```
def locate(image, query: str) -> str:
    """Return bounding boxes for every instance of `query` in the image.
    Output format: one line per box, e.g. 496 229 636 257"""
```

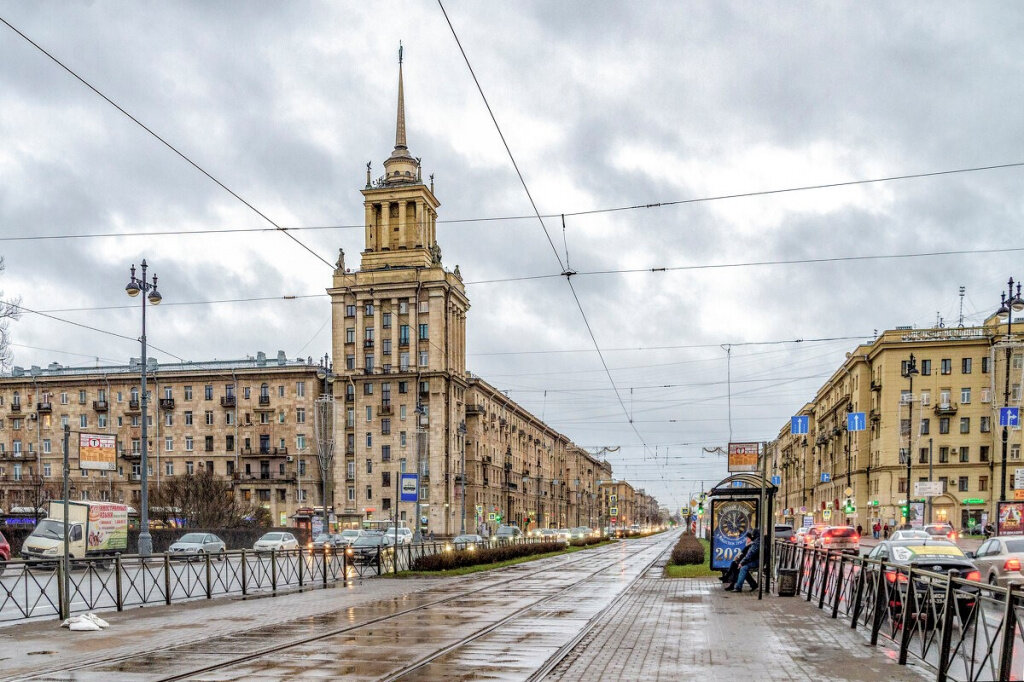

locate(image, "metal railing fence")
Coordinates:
0 537 543 624
774 539 1024 682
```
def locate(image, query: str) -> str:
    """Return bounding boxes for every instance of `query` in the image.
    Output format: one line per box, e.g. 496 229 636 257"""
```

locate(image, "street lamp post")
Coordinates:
314 356 336 534
125 260 162 557
997 278 1024 503
458 420 467 534
414 403 426 542
902 353 919 524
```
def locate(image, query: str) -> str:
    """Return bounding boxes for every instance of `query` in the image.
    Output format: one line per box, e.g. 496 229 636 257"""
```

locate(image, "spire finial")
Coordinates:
395 43 407 150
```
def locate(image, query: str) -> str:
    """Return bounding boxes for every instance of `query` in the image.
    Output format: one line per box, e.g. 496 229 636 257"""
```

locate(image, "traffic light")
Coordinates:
697 502 704 516
843 499 855 514
900 503 909 518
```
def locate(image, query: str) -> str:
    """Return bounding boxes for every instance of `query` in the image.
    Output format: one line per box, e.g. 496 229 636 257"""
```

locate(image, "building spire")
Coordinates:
395 42 407 152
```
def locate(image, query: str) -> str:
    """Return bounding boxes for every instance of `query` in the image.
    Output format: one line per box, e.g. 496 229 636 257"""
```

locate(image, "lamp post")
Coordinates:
314 356 336 534
997 278 1024 503
458 420 467 534
902 353 919 524
125 260 162 557
414 403 425 542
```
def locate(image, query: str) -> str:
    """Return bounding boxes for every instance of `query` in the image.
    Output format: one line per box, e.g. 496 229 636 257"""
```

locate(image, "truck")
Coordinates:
20 501 128 561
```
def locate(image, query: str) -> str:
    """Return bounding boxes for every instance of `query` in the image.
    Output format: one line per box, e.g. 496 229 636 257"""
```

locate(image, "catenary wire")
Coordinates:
0 15 333 269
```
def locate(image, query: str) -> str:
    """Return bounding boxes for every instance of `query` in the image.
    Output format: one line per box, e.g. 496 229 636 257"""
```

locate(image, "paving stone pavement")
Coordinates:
547 566 932 681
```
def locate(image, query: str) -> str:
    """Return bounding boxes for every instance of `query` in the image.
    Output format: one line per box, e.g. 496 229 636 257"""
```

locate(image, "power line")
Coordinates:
0 15 333 269
5 161 1024 243
470 334 871 357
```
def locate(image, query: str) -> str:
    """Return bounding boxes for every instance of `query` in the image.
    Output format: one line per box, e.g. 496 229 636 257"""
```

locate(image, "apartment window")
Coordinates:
365 303 374 316
921 359 932 376
918 448 928 464
346 304 356 317
366 405 373 422
346 408 354 428
278 385 285 397
185 411 193 426
960 417 970 434
296 408 306 424
939 447 949 463
381 418 391 435
382 444 391 462
185 436 194 452
982 356 991 373
398 381 408 394
348 486 355 501
279 411 286 424
400 405 406 421
399 300 408 314
60 392 68 405
419 351 429 367
962 358 972 374
399 325 410 345
366 354 375 372
981 446 990 462
364 383 374 396
980 476 989 492
205 410 214 425
399 352 410 371
418 324 428 340
939 418 950 434
920 418 930 435
204 385 213 400
981 416 991 433
365 327 375 343
982 388 993 403
296 382 305 397
366 432 372 448
382 339 392 355
1015 354 1024 370
243 387 250 399
383 312 392 329
299 459 307 475
43 462 51 477
165 437 173 452
961 388 971 404
920 390 930 406
346 327 355 343
165 412 173 427
296 434 306 450
400 431 407 447
366 486 372 500
1016 384 1023 402
78 389 86 404
184 386 193 400
79 415 87 428
43 439 51 454
418 300 428 314
940 359 952 375
346 355 355 370
204 435 214 452
939 477 948 492
165 461 174 476
382 471 391 487
960 446 970 462
958 476 969 492
366 459 373 474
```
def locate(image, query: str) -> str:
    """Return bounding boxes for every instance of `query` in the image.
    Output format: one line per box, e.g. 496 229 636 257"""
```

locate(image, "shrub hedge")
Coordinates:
411 541 567 571
670 532 705 566
569 536 605 548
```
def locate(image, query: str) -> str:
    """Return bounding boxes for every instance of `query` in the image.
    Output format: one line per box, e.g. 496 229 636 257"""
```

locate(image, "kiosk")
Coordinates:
706 473 776 572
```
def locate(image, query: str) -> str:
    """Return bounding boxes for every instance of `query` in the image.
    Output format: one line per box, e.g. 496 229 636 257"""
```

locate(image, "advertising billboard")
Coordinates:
727 442 759 473
998 501 1024 536
79 433 117 471
710 499 755 570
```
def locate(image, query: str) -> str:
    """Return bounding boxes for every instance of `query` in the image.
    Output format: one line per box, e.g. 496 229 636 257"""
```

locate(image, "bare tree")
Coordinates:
0 258 20 370
153 468 270 528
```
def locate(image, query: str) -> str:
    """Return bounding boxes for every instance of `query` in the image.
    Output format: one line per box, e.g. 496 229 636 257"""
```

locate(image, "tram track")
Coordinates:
22 533 676 681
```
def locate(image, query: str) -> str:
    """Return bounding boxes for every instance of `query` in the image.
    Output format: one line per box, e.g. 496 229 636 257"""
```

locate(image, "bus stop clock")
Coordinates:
717 505 749 539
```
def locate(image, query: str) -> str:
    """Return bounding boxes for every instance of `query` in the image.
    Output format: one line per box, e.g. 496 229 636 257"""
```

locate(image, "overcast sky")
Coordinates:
2 2 1023 512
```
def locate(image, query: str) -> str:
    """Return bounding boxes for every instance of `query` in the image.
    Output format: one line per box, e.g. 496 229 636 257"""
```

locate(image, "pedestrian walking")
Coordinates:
883 524 890 539
730 529 761 593
872 522 881 539
856 524 863 537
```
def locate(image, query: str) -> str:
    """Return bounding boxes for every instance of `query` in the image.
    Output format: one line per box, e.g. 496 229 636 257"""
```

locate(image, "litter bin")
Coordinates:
777 568 798 597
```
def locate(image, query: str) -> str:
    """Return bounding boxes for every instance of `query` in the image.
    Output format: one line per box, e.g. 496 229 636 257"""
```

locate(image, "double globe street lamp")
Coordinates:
996 278 1024 503
125 260 162 557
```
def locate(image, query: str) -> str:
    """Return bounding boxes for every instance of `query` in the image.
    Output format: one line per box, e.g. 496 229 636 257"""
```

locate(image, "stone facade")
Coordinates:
769 320 1022 531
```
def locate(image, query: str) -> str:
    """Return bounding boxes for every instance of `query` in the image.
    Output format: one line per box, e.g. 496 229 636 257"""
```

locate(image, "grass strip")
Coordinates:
664 538 718 578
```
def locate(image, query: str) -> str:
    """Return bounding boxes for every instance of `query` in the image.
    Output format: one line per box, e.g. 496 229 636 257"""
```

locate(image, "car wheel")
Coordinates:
218 549 225 562
989 574 997 586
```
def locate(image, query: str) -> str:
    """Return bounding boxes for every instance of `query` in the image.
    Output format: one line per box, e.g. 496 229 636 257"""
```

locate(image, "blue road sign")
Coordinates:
820 473 831 483
847 412 867 432
400 473 419 502
791 416 809 435
1000 407 1020 427
771 475 781 486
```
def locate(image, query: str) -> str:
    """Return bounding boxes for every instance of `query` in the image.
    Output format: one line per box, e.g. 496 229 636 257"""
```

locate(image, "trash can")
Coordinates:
777 568 798 597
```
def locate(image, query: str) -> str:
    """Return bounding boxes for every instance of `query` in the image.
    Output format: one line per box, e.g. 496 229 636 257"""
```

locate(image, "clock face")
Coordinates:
718 507 749 539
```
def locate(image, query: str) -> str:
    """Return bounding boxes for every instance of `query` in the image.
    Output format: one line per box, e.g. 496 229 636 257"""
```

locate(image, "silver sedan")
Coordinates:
167 532 226 560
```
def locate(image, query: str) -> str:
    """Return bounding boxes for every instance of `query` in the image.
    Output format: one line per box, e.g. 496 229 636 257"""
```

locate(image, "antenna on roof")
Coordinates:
958 285 966 328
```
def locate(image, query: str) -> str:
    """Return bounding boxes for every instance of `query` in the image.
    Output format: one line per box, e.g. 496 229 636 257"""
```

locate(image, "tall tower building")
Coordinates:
328 49 470 534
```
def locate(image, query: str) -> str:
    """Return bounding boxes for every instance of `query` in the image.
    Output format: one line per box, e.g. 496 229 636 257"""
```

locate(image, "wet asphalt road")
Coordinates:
16 534 672 681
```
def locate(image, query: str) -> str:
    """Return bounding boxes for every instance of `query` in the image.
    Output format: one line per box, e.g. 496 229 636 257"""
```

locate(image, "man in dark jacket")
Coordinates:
730 528 760 593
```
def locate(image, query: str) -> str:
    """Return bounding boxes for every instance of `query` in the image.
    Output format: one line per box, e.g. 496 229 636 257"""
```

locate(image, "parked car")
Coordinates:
308 533 336 551
557 528 572 543
774 524 794 542
0 529 10 575
168 532 226 560
537 528 559 541
865 539 980 626
923 523 958 542
346 532 394 564
451 534 485 550
814 526 860 555
970 536 1024 587
385 527 413 545
802 525 830 546
336 529 363 547
570 527 594 541
494 525 524 543
253 532 299 553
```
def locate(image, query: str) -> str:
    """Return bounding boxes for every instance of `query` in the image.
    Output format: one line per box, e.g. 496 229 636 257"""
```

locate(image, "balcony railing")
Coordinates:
379 401 393 416
220 396 236 408
36 402 52 414
258 395 271 406
10 403 21 413
92 400 109 412
934 402 958 415
466 404 485 416
127 399 141 412
159 398 175 410
870 381 882 392
364 340 374 349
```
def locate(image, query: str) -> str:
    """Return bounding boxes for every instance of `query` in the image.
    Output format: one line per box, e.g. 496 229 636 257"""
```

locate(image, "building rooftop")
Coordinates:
5 350 317 379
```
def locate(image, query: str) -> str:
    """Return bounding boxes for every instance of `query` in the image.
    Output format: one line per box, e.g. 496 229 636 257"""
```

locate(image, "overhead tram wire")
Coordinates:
0 15 333 269
438 0 653 461
6 161 1024 243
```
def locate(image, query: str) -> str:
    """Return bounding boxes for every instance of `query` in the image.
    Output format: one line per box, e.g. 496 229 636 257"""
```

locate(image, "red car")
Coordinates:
0 529 10 575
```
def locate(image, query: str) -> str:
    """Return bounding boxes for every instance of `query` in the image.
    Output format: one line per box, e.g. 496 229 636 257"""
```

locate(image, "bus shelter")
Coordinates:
706 473 776 572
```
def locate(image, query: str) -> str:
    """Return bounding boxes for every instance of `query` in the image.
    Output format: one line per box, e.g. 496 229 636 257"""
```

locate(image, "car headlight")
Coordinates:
346 548 353 556
444 543 453 552
45 547 59 555
468 545 475 552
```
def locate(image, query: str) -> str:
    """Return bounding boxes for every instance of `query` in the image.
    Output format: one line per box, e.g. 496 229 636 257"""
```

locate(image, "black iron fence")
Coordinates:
774 539 1024 682
0 537 542 624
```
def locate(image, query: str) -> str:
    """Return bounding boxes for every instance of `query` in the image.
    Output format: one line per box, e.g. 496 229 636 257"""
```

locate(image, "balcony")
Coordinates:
934 402 958 416
36 402 52 414
120 450 141 460
870 381 882 392
869 409 881 422
254 396 273 411
159 397 175 410
364 340 374 349
93 400 109 412
379 401 393 416
466 403 485 416
9 403 21 414
127 399 141 413
219 396 236 408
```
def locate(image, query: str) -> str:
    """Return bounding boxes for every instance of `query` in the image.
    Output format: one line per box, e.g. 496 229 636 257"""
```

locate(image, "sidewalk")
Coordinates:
548 570 931 681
